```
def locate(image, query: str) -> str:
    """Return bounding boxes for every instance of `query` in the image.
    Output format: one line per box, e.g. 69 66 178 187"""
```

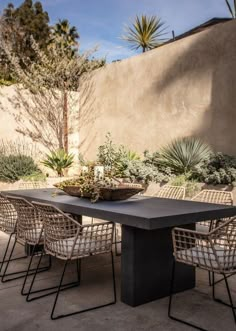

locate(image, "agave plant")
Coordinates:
41 149 74 176
159 137 212 175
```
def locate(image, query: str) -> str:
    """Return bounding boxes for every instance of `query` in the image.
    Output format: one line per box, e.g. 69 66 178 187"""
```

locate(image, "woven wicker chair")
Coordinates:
0 193 27 276
168 217 236 330
19 181 47 190
192 190 234 232
26 201 116 320
152 185 186 200
2 196 50 284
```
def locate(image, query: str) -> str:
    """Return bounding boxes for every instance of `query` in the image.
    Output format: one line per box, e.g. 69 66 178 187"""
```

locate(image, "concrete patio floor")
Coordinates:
0 231 235 331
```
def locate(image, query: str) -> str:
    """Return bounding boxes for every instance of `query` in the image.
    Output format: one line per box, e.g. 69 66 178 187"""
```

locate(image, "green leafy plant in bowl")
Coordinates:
55 167 143 202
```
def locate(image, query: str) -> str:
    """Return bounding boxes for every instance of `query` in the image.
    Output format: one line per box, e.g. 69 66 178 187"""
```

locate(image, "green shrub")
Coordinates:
193 153 236 185
143 150 173 178
120 160 169 184
170 174 187 187
170 175 200 198
41 149 74 176
0 155 40 182
159 137 212 175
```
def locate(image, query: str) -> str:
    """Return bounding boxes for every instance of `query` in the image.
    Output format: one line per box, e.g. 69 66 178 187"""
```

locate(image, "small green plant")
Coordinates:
170 175 200 198
97 133 141 176
41 149 74 177
170 174 187 187
0 155 40 182
97 133 120 169
159 137 212 175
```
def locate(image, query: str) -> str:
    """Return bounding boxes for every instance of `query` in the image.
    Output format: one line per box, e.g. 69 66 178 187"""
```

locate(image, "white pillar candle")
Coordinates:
94 166 104 180
81 166 88 173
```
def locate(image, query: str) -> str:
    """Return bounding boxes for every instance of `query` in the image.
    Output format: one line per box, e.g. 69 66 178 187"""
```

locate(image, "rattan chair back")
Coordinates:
172 217 236 274
6 196 43 245
153 185 185 200
33 202 115 260
192 189 233 206
0 193 17 233
192 190 234 229
19 181 47 190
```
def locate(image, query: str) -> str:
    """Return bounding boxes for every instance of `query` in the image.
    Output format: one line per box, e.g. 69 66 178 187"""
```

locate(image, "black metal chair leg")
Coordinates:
51 260 69 319
208 271 212 286
209 271 235 287
114 225 121 257
1 238 17 282
168 260 207 331
0 233 13 274
21 247 51 296
26 250 44 302
51 251 117 320
0 233 17 274
26 256 79 302
212 272 236 310
111 251 117 303
1 240 51 284
224 275 236 324
76 259 81 284
21 248 35 295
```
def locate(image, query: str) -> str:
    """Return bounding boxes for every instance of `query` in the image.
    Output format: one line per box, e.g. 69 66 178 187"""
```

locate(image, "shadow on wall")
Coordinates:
78 72 99 154
153 20 236 155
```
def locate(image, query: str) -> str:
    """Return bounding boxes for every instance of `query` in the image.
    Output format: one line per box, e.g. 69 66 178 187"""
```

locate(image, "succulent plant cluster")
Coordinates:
55 167 121 202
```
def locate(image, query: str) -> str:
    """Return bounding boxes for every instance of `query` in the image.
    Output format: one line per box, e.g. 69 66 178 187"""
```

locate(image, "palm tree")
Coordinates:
52 19 79 51
121 15 167 53
225 0 236 18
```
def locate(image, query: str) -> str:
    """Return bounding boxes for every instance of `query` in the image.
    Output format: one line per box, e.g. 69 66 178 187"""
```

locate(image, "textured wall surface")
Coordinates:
79 20 236 159
0 85 80 156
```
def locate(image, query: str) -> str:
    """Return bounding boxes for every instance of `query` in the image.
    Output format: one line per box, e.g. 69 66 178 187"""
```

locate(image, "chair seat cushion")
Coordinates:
47 235 110 258
196 224 210 233
17 227 43 244
175 245 236 271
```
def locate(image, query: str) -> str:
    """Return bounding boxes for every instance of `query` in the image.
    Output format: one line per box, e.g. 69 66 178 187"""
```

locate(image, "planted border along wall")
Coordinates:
79 20 236 159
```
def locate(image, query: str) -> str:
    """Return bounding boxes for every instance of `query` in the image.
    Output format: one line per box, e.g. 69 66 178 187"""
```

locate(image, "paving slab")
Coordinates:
0 232 235 331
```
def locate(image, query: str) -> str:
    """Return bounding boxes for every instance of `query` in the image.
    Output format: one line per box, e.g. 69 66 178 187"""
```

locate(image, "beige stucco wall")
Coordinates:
79 20 236 159
0 85 80 159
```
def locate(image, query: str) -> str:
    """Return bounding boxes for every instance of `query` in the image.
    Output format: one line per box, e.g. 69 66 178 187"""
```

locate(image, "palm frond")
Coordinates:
121 15 168 52
225 0 235 18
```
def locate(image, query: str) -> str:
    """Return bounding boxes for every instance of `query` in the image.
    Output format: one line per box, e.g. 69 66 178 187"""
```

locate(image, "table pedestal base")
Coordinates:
121 224 195 307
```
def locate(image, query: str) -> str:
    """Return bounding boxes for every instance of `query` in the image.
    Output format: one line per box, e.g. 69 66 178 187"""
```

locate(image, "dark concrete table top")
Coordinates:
5 188 236 230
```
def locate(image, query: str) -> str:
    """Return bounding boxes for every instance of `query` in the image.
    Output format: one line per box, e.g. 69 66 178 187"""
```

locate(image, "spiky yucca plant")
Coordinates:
159 137 212 175
121 15 167 52
41 149 74 176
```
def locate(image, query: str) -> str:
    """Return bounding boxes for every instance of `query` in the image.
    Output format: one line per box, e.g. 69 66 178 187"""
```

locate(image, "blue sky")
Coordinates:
0 0 232 61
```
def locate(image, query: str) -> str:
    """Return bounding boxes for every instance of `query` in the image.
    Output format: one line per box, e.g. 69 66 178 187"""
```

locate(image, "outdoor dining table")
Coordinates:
5 188 236 307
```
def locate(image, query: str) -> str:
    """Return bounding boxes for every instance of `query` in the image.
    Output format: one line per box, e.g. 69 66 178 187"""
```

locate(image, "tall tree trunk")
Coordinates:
63 90 68 153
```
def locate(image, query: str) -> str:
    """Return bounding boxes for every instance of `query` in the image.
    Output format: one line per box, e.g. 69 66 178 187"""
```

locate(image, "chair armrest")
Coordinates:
172 227 210 256
172 226 210 238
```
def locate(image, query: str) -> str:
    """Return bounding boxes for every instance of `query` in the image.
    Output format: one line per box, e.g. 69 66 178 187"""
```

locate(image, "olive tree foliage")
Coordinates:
0 20 105 152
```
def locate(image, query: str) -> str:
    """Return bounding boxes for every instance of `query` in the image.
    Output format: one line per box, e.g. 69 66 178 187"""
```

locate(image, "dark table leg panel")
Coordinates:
121 224 195 307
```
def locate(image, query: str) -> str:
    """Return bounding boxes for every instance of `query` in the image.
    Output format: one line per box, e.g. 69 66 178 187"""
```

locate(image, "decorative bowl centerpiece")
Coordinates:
54 172 143 202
